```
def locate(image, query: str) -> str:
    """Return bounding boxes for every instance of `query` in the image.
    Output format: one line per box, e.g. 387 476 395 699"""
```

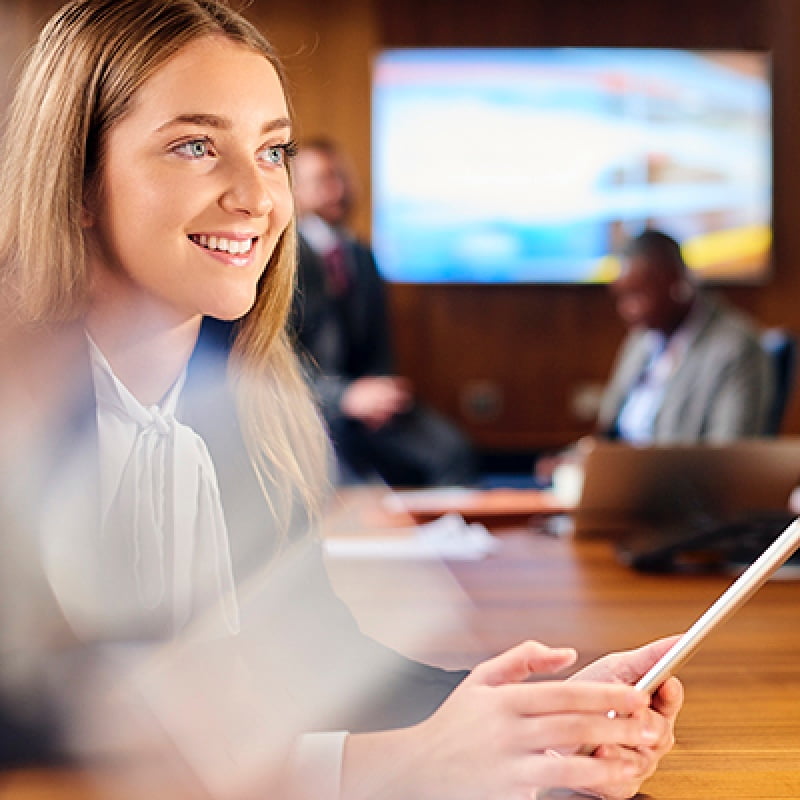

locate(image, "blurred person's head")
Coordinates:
0 0 328 522
292 138 355 227
610 229 696 335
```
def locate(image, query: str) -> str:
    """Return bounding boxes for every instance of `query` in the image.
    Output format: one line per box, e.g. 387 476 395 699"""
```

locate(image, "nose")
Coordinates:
220 157 274 217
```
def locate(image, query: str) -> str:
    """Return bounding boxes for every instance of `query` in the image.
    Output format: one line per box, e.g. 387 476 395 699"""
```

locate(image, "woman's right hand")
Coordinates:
341 640 659 800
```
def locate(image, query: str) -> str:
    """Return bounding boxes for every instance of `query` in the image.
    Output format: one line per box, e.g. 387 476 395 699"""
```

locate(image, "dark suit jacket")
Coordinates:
291 232 394 421
290 233 476 486
0 320 467 767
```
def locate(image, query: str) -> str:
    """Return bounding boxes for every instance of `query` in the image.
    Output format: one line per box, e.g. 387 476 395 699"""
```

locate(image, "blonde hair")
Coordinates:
0 0 330 528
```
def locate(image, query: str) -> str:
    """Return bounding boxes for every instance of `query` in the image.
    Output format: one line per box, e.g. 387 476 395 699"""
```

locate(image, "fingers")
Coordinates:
455 641 681 800
518 707 660 753
652 676 684 719
466 680 656 755
578 744 653 800
500 680 649 718
584 684 681 799
470 640 577 686
622 635 683 684
590 726 669 798
573 635 682 685
519 750 642 798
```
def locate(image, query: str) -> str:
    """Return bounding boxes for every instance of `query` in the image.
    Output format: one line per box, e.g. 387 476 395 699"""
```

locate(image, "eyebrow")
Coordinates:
156 113 292 134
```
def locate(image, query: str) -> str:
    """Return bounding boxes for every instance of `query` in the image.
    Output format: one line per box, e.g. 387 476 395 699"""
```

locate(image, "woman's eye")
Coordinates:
260 141 296 168
262 146 286 166
174 138 213 159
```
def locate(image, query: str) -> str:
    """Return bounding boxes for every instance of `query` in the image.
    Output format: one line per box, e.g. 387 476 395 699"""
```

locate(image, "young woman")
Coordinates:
0 1 682 797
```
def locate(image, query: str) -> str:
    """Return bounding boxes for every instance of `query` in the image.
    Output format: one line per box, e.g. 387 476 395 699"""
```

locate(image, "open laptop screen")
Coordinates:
571 438 800 535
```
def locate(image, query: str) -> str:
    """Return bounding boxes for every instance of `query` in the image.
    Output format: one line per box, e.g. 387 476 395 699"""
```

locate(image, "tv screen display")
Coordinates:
371 48 772 284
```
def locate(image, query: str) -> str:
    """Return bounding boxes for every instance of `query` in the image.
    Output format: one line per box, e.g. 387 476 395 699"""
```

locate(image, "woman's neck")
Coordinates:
86 308 202 406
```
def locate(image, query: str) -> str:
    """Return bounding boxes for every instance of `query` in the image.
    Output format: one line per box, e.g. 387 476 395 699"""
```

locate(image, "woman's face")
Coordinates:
85 35 293 328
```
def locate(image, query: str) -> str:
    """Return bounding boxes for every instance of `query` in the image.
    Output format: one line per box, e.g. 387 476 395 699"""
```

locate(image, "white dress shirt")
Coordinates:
298 213 341 258
616 302 701 444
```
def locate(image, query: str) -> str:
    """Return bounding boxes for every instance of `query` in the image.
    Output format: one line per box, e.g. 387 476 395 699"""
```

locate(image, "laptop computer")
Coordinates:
566 438 800 571
570 437 800 532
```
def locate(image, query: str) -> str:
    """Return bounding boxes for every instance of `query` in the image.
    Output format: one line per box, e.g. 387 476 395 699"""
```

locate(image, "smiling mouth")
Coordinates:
189 234 256 256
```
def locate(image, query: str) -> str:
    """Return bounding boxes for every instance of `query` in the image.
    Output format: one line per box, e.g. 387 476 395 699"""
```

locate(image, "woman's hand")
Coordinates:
342 640 663 800
568 636 685 799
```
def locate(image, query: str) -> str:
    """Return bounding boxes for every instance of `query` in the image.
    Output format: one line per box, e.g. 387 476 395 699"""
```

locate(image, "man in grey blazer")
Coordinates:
597 230 774 443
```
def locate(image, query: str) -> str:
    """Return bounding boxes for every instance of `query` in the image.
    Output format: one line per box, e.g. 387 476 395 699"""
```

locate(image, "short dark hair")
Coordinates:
623 229 687 277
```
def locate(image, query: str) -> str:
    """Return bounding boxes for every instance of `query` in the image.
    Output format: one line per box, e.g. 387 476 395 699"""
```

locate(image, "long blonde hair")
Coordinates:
0 0 330 528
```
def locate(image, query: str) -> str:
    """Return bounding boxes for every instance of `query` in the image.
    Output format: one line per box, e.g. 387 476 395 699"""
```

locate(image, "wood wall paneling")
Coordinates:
2 0 798 450
378 0 800 449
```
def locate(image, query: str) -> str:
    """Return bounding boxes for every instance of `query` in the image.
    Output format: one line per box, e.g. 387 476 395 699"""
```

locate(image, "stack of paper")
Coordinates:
323 513 500 561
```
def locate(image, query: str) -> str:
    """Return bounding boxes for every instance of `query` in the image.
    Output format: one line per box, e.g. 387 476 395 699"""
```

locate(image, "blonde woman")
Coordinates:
0 1 681 797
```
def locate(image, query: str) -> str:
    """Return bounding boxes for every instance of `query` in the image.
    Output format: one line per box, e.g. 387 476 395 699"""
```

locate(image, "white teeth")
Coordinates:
191 235 254 255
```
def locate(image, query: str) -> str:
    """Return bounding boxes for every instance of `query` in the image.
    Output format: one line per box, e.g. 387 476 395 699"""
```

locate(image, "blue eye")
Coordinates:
188 140 207 157
264 146 286 166
260 140 297 168
174 138 213 159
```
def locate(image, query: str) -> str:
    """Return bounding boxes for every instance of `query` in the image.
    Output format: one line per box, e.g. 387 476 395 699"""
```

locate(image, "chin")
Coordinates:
204 295 257 323
208 311 247 323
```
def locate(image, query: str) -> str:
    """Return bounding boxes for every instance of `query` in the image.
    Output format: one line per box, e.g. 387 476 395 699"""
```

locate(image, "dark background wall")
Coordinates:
3 0 798 450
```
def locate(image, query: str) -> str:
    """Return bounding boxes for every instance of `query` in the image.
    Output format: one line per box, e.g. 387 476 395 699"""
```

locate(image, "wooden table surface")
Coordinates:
322 495 800 799
2 492 799 799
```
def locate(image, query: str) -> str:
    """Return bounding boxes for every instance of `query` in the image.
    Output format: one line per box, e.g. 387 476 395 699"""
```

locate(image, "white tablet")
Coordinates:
636 516 800 692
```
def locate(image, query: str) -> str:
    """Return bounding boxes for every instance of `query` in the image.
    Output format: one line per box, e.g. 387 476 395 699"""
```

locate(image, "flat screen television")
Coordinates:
371 48 772 284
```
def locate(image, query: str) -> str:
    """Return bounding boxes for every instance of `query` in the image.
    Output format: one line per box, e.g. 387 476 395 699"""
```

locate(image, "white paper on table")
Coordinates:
323 513 500 561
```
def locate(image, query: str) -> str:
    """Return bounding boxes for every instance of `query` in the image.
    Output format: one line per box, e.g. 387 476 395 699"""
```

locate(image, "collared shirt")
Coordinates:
616 301 702 444
298 213 341 258
299 214 351 296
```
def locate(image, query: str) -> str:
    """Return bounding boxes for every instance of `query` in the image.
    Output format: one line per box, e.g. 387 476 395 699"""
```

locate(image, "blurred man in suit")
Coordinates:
290 138 475 486
537 229 775 488
598 229 774 443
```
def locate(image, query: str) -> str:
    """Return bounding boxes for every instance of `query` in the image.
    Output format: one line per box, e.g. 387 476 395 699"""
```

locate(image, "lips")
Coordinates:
189 234 256 256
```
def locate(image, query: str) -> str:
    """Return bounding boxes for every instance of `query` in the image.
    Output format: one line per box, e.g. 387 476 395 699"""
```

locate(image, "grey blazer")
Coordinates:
597 294 774 443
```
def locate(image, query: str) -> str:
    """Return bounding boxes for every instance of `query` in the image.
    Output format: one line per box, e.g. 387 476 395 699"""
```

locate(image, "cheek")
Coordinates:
102 166 179 244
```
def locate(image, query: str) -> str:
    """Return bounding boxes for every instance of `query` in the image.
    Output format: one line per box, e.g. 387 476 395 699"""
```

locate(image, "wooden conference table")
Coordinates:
322 488 800 799
1 487 799 799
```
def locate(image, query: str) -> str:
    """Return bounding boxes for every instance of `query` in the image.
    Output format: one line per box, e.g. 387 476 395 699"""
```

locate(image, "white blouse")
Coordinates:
88 335 239 635
87 335 345 799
